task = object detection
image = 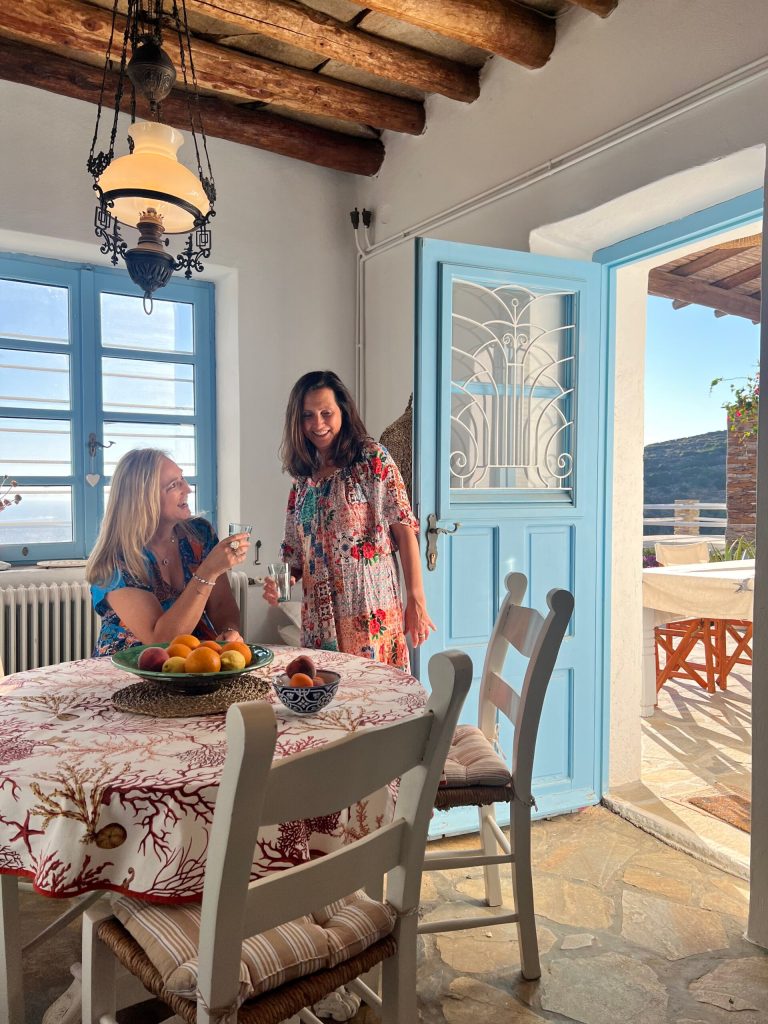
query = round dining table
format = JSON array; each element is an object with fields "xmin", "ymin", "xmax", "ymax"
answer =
[{"xmin": 0, "ymin": 645, "xmax": 427, "ymax": 1024}]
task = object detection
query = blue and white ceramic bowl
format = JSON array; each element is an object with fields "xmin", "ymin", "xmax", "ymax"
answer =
[{"xmin": 272, "ymin": 670, "xmax": 340, "ymax": 715}]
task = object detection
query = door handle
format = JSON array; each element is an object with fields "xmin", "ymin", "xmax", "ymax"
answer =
[{"xmin": 426, "ymin": 513, "xmax": 461, "ymax": 571}]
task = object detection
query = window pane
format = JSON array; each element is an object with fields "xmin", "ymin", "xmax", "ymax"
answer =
[
  {"xmin": 0, "ymin": 279, "xmax": 69, "ymax": 344},
  {"xmin": 101, "ymin": 357, "xmax": 194, "ymax": 415},
  {"xmin": 0, "ymin": 485, "xmax": 72, "ymax": 544},
  {"xmin": 0, "ymin": 418, "xmax": 72, "ymax": 475},
  {"xmin": 103, "ymin": 422, "xmax": 196, "ymax": 476},
  {"xmin": 0, "ymin": 349, "xmax": 70, "ymax": 410},
  {"xmin": 101, "ymin": 293, "xmax": 193, "ymax": 353}
]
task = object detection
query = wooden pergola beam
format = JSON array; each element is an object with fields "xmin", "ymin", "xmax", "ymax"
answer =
[
  {"xmin": 0, "ymin": 38, "xmax": 385, "ymax": 176},
  {"xmin": 189, "ymin": 0, "xmax": 479, "ymax": 103},
  {"xmin": 0, "ymin": 0, "xmax": 424, "ymax": 135},
  {"xmin": 675, "ymin": 248, "xmax": 740, "ymax": 277},
  {"xmin": 361, "ymin": 0, "xmax": 555, "ymax": 70},
  {"xmin": 649, "ymin": 269, "xmax": 761, "ymax": 321},
  {"xmin": 563, "ymin": 0, "xmax": 618, "ymax": 16}
]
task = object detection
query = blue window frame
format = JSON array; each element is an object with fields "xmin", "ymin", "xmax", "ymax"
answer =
[{"xmin": 0, "ymin": 254, "xmax": 216, "ymax": 565}]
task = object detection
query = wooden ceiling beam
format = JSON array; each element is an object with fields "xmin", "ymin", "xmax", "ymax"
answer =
[
  {"xmin": 563, "ymin": 0, "xmax": 618, "ymax": 16},
  {"xmin": 673, "ymin": 248, "xmax": 740, "ymax": 276},
  {"xmin": 0, "ymin": 0, "xmax": 424, "ymax": 135},
  {"xmin": 188, "ymin": 0, "xmax": 479, "ymax": 103},
  {"xmin": 715, "ymin": 263, "xmax": 763, "ymax": 290},
  {"xmin": 0, "ymin": 38, "xmax": 384, "ymax": 176},
  {"xmin": 649, "ymin": 269, "xmax": 761, "ymax": 322},
  {"xmin": 360, "ymin": 1, "xmax": 555, "ymax": 69}
]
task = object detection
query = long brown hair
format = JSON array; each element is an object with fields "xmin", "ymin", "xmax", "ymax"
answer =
[
  {"xmin": 280, "ymin": 370, "xmax": 369, "ymax": 478},
  {"xmin": 86, "ymin": 448, "xmax": 194, "ymax": 586}
]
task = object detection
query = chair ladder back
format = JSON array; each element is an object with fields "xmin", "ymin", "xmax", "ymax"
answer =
[
  {"xmin": 484, "ymin": 669, "xmax": 521, "ymax": 727},
  {"xmin": 197, "ymin": 701, "xmax": 278, "ymax": 1017},
  {"xmin": 260, "ymin": 713, "xmax": 435, "ymax": 825},
  {"xmin": 512, "ymin": 588, "xmax": 574, "ymax": 802},
  {"xmin": 196, "ymin": 651, "xmax": 473, "ymax": 1016}
]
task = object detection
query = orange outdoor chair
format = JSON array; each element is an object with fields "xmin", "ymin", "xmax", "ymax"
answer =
[{"xmin": 653, "ymin": 542, "xmax": 753, "ymax": 695}]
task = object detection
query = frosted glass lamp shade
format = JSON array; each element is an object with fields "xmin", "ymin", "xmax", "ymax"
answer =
[{"xmin": 98, "ymin": 122, "xmax": 209, "ymax": 234}]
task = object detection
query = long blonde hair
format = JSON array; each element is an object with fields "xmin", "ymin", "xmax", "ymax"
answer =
[{"xmin": 86, "ymin": 448, "xmax": 188, "ymax": 586}]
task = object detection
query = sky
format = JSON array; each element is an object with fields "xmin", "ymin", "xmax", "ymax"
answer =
[{"xmin": 644, "ymin": 295, "xmax": 760, "ymax": 445}]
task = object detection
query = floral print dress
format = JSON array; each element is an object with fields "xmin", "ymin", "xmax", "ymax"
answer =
[{"xmin": 281, "ymin": 441, "xmax": 418, "ymax": 670}]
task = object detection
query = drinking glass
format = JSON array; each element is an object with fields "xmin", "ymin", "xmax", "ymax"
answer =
[
  {"xmin": 268, "ymin": 561, "xmax": 292, "ymax": 602},
  {"xmin": 228, "ymin": 522, "xmax": 252, "ymax": 551}
]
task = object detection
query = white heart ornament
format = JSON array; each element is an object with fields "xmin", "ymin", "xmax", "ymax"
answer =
[{"xmin": 86, "ymin": 473, "xmax": 101, "ymax": 487}]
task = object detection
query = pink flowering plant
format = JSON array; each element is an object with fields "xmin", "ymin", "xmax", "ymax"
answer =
[
  {"xmin": 0, "ymin": 476, "xmax": 22, "ymax": 512},
  {"xmin": 710, "ymin": 367, "xmax": 760, "ymax": 440}
]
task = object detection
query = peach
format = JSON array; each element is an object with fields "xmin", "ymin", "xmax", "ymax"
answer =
[
  {"xmin": 285, "ymin": 655, "xmax": 316, "ymax": 680},
  {"xmin": 138, "ymin": 646, "xmax": 169, "ymax": 671},
  {"xmin": 288, "ymin": 672, "xmax": 314, "ymax": 688}
]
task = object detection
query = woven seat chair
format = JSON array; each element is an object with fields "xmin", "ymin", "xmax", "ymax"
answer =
[
  {"xmin": 81, "ymin": 651, "xmax": 472, "ymax": 1024},
  {"xmin": 418, "ymin": 573, "xmax": 573, "ymax": 981},
  {"xmin": 653, "ymin": 541, "xmax": 752, "ymax": 694}
]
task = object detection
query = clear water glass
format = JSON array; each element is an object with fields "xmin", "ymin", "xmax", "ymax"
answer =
[{"xmin": 268, "ymin": 561, "xmax": 292, "ymax": 602}]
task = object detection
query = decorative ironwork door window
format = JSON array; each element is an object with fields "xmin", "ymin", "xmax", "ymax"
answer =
[{"xmin": 450, "ymin": 278, "xmax": 576, "ymax": 496}]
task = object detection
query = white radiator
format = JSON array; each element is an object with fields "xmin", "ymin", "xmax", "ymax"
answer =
[{"xmin": 1, "ymin": 571, "xmax": 252, "ymax": 676}]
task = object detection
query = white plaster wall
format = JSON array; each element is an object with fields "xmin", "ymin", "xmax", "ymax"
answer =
[
  {"xmin": 355, "ymin": 0, "xmax": 768, "ymax": 436},
  {"xmin": 0, "ymin": 79, "xmax": 358, "ymax": 641}
]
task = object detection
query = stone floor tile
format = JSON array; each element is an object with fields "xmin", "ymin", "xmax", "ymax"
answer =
[
  {"xmin": 533, "ymin": 875, "xmax": 616, "ymax": 930},
  {"xmin": 539, "ymin": 951, "xmax": 668, "ymax": 1024},
  {"xmin": 689, "ymin": 958, "xmax": 768, "ymax": 1017},
  {"xmin": 441, "ymin": 978, "xmax": 548, "ymax": 1023},
  {"xmin": 561, "ymin": 933, "xmax": 596, "ymax": 950},
  {"xmin": 622, "ymin": 863, "xmax": 694, "ymax": 903},
  {"xmin": 621, "ymin": 890, "xmax": 729, "ymax": 960},
  {"xmin": 698, "ymin": 876, "xmax": 749, "ymax": 919}
]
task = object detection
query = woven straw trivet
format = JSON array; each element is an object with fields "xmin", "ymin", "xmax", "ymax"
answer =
[{"xmin": 111, "ymin": 674, "xmax": 271, "ymax": 717}]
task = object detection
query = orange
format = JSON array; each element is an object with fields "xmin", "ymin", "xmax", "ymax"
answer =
[
  {"xmin": 166, "ymin": 643, "xmax": 192, "ymax": 660},
  {"xmin": 289, "ymin": 672, "xmax": 314, "ymax": 688},
  {"xmin": 185, "ymin": 646, "xmax": 221, "ymax": 673},
  {"xmin": 200, "ymin": 640, "xmax": 223, "ymax": 653},
  {"xmin": 171, "ymin": 633, "xmax": 200, "ymax": 650},
  {"xmin": 221, "ymin": 641, "xmax": 252, "ymax": 666}
]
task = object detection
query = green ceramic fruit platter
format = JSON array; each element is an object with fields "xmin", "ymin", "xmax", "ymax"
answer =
[{"xmin": 112, "ymin": 643, "xmax": 274, "ymax": 695}]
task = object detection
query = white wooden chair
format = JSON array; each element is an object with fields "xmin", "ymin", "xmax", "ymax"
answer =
[
  {"xmin": 81, "ymin": 650, "xmax": 471, "ymax": 1024},
  {"xmin": 418, "ymin": 573, "xmax": 574, "ymax": 981}
]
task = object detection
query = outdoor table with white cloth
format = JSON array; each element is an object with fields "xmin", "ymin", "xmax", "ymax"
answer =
[
  {"xmin": 0, "ymin": 645, "xmax": 426, "ymax": 1024},
  {"xmin": 641, "ymin": 559, "xmax": 755, "ymax": 716}
]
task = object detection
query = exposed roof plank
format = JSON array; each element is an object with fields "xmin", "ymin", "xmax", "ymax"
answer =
[
  {"xmin": 649, "ymin": 269, "xmax": 761, "ymax": 322},
  {"xmin": 188, "ymin": 0, "xmax": 480, "ymax": 102},
  {"xmin": 715, "ymin": 263, "xmax": 763, "ymax": 290},
  {"xmin": 0, "ymin": 37, "xmax": 384, "ymax": 175},
  {"xmin": 564, "ymin": 0, "xmax": 618, "ymax": 16},
  {"xmin": 673, "ymin": 248, "xmax": 741, "ymax": 277},
  {"xmin": 361, "ymin": 0, "xmax": 555, "ymax": 69},
  {"xmin": 0, "ymin": 0, "xmax": 425, "ymax": 135}
]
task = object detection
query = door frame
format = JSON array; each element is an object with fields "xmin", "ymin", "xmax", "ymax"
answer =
[{"xmin": 592, "ymin": 187, "xmax": 764, "ymax": 796}]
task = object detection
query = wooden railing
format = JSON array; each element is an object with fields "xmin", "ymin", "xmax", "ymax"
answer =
[{"xmin": 643, "ymin": 500, "xmax": 726, "ymax": 547}]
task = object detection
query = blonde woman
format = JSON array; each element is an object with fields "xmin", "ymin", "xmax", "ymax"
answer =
[{"xmin": 86, "ymin": 449, "xmax": 250, "ymax": 656}]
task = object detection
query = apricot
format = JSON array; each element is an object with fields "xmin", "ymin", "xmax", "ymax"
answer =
[
  {"xmin": 185, "ymin": 647, "xmax": 221, "ymax": 673},
  {"xmin": 289, "ymin": 672, "xmax": 314, "ymax": 688},
  {"xmin": 285, "ymin": 654, "xmax": 316, "ymax": 680},
  {"xmin": 221, "ymin": 641, "xmax": 252, "ymax": 666},
  {"xmin": 170, "ymin": 634, "xmax": 200, "ymax": 650},
  {"xmin": 138, "ymin": 646, "xmax": 169, "ymax": 671},
  {"xmin": 166, "ymin": 643, "xmax": 192, "ymax": 660}
]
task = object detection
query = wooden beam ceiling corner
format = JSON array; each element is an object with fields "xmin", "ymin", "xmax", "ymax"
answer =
[
  {"xmin": 361, "ymin": 0, "xmax": 555, "ymax": 70},
  {"xmin": 563, "ymin": 0, "xmax": 619, "ymax": 17},
  {"xmin": 0, "ymin": 38, "xmax": 384, "ymax": 175},
  {"xmin": 0, "ymin": 0, "xmax": 425, "ymax": 135},
  {"xmin": 674, "ymin": 248, "xmax": 740, "ymax": 277},
  {"xmin": 188, "ymin": 0, "xmax": 480, "ymax": 103},
  {"xmin": 648, "ymin": 268, "xmax": 761, "ymax": 322}
]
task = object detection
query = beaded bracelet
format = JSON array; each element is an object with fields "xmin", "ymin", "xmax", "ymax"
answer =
[{"xmin": 192, "ymin": 572, "xmax": 215, "ymax": 588}]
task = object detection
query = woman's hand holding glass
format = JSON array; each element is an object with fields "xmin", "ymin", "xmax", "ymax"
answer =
[
  {"xmin": 197, "ymin": 532, "xmax": 251, "ymax": 583},
  {"xmin": 262, "ymin": 565, "xmax": 296, "ymax": 606}
]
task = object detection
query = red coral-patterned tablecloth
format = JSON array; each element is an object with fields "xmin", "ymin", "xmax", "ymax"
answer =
[{"xmin": 0, "ymin": 646, "xmax": 426, "ymax": 903}]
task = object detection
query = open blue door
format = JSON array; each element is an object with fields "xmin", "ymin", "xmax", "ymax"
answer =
[{"xmin": 415, "ymin": 238, "xmax": 607, "ymax": 834}]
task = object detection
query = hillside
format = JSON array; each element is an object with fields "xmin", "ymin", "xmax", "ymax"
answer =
[{"xmin": 644, "ymin": 430, "xmax": 726, "ymax": 506}]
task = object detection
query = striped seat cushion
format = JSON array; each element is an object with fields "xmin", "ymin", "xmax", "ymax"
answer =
[
  {"xmin": 440, "ymin": 724, "xmax": 512, "ymax": 788},
  {"xmin": 110, "ymin": 890, "xmax": 396, "ymax": 1007}
]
